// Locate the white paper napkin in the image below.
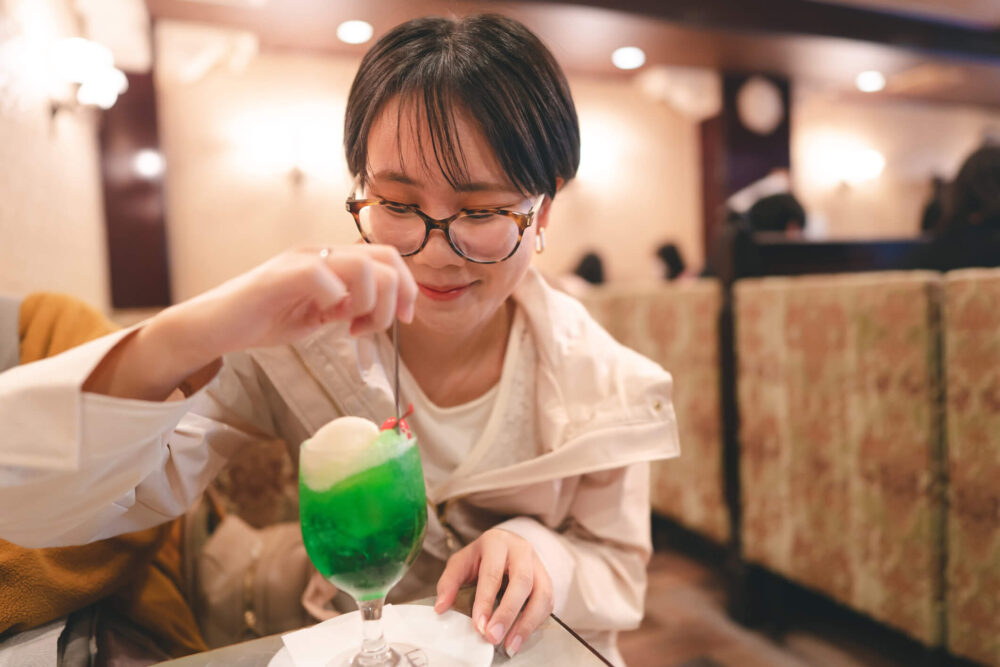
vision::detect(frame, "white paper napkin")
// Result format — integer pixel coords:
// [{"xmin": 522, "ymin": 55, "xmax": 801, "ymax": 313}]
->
[{"xmin": 280, "ymin": 604, "xmax": 494, "ymax": 667}]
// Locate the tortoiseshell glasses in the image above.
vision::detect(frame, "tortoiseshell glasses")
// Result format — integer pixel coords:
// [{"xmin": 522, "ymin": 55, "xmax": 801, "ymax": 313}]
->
[{"xmin": 346, "ymin": 180, "xmax": 544, "ymax": 264}]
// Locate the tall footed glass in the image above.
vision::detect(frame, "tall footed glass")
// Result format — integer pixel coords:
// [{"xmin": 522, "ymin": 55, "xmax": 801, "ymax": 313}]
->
[{"xmin": 299, "ymin": 419, "xmax": 428, "ymax": 666}]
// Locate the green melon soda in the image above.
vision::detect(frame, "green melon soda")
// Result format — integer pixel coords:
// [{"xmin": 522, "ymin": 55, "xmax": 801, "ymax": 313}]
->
[{"xmin": 299, "ymin": 415, "xmax": 427, "ymax": 602}]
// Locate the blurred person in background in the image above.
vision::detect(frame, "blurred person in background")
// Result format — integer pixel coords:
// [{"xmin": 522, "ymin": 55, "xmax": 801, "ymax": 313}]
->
[
  {"xmin": 572, "ymin": 251, "xmax": 606, "ymax": 285},
  {"xmin": 0, "ymin": 293, "xmax": 205, "ymax": 663},
  {"xmin": 907, "ymin": 143, "xmax": 1000, "ymax": 271},
  {"xmin": 0, "ymin": 14, "xmax": 679, "ymax": 665},
  {"xmin": 552, "ymin": 250, "xmax": 606, "ymax": 298},
  {"xmin": 655, "ymin": 242, "xmax": 687, "ymax": 281},
  {"xmin": 919, "ymin": 175, "xmax": 947, "ymax": 235},
  {"xmin": 701, "ymin": 192, "xmax": 808, "ymax": 281},
  {"xmin": 745, "ymin": 192, "xmax": 807, "ymax": 238}
]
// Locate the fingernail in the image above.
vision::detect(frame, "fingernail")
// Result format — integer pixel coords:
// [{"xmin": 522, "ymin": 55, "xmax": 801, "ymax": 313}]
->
[
  {"xmin": 488, "ymin": 623, "xmax": 505, "ymax": 644},
  {"xmin": 476, "ymin": 615, "xmax": 487, "ymax": 635},
  {"xmin": 507, "ymin": 634, "xmax": 522, "ymax": 657}
]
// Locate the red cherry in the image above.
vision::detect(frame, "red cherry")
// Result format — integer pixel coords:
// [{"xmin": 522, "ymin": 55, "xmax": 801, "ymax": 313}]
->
[{"xmin": 380, "ymin": 404, "xmax": 415, "ymax": 437}]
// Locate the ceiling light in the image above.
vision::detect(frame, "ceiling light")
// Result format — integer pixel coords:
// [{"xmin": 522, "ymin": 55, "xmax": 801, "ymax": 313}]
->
[
  {"xmin": 337, "ymin": 20, "xmax": 373, "ymax": 45},
  {"xmin": 855, "ymin": 70, "xmax": 886, "ymax": 93},
  {"xmin": 612, "ymin": 46, "xmax": 645, "ymax": 71}
]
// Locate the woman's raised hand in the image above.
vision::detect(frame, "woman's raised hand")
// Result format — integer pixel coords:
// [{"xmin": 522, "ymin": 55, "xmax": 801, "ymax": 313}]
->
[
  {"xmin": 84, "ymin": 245, "xmax": 417, "ymax": 401},
  {"xmin": 176, "ymin": 245, "xmax": 416, "ymax": 352}
]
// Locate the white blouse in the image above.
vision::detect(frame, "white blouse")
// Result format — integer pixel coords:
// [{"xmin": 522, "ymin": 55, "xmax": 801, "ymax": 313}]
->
[{"xmin": 385, "ymin": 308, "xmax": 538, "ymax": 502}]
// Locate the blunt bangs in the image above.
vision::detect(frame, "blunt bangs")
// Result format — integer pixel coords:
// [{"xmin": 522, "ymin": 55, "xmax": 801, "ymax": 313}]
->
[{"xmin": 344, "ymin": 14, "xmax": 580, "ymax": 198}]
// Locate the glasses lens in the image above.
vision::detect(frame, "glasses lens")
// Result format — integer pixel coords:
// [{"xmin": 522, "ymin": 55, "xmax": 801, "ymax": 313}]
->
[
  {"xmin": 358, "ymin": 204, "xmax": 426, "ymax": 254},
  {"xmin": 450, "ymin": 214, "xmax": 520, "ymax": 262}
]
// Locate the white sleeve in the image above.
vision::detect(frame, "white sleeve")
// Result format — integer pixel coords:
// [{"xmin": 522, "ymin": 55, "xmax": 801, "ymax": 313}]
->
[{"xmin": 0, "ymin": 329, "xmax": 272, "ymax": 548}]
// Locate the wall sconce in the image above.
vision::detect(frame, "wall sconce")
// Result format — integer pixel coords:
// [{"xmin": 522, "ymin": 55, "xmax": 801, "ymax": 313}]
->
[
  {"xmin": 801, "ymin": 130, "xmax": 886, "ymax": 188},
  {"xmin": 49, "ymin": 37, "xmax": 128, "ymax": 116}
]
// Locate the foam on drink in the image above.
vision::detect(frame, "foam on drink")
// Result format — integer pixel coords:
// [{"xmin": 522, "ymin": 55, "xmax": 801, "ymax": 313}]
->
[{"xmin": 300, "ymin": 416, "xmax": 413, "ymax": 491}]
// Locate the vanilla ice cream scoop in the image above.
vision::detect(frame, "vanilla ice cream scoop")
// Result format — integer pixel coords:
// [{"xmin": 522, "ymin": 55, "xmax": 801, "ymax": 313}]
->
[{"xmin": 300, "ymin": 416, "xmax": 415, "ymax": 491}]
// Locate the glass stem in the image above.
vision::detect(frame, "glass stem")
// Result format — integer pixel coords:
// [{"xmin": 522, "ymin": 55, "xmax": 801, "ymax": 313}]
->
[{"xmin": 356, "ymin": 598, "xmax": 393, "ymax": 665}]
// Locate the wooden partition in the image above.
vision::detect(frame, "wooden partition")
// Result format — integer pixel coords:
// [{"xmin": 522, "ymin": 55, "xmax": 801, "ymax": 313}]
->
[{"xmin": 582, "ymin": 280, "xmax": 729, "ymax": 544}]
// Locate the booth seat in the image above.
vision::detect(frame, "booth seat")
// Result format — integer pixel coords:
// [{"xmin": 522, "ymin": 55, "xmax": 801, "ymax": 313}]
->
[
  {"xmin": 942, "ymin": 269, "xmax": 1000, "ymax": 666},
  {"xmin": 734, "ymin": 272, "xmax": 945, "ymax": 646},
  {"xmin": 581, "ymin": 280, "xmax": 730, "ymax": 544}
]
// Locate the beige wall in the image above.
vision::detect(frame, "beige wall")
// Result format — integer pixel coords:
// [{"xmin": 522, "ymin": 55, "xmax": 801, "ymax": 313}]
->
[
  {"xmin": 155, "ymin": 24, "xmax": 703, "ymax": 301},
  {"xmin": 7, "ymin": 13, "xmax": 1000, "ymax": 311},
  {"xmin": 0, "ymin": 0, "xmax": 110, "ymax": 311},
  {"xmin": 547, "ymin": 78, "xmax": 702, "ymax": 284},
  {"xmin": 792, "ymin": 85, "xmax": 1000, "ymax": 239}
]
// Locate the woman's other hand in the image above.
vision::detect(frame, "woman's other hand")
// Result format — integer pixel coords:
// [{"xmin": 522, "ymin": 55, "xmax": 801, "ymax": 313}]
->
[
  {"xmin": 84, "ymin": 245, "xmax": 417, "ymax": 401},
  {"xmin": 434, "ymin": 528, "xmax": 554, "ymax": 657}
]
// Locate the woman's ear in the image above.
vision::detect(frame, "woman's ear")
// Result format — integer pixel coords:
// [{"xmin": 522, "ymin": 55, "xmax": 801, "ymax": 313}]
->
[{"xmin": 537, "ymin": 177, "xmax": 565, "ymax": 230}]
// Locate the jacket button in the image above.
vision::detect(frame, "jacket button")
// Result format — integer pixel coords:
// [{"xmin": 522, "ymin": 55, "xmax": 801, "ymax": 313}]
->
[{"xmin": 653, "ymin": 400, "xmax": 662, "ymax": 411}]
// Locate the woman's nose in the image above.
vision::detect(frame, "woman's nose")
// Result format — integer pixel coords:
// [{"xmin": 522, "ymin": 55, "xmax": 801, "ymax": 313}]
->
[{"xmin": 413, "ymin": 229, "xmax": 463, "ymax": 268}]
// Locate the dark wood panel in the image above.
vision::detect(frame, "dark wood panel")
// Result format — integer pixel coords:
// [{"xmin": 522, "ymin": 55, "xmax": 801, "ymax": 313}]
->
[
  {"xmin": 540, "ymin": 0, "xmax": 1000, "ymax": 62},
  {"xmin": 99, "ymin": 71, "xmax": 172, "ymax": 308},
  {"xmin": 750, "ymin": 237, "xmax": 928, "ymax": 275}
]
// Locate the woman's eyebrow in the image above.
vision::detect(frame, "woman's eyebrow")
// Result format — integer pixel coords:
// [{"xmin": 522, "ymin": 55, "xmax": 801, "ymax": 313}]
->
[
  {"xmin": 371, "ymin": 170, "xmax": 418, "ymax": 186},
  {"xmin": 370, "ymin": 170, "xmax": 515, "ymax": 195}
]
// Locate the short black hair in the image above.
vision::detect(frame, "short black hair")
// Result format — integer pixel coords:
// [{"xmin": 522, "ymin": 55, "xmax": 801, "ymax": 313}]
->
[
  {"xmin": 573, "ymin": 252, "xmax": 604, "ymax": 285},
  {"xmin": 746, "ymin": 193, "xmax": 806, "ymax": 233},
  {"xmin": 951, "ymin": 144, "xmax": 1000, "ymax": 228},
  {"xmin": 656, "ymin": 243, "xmax": 686, "ymax": 280},
  {"xmin": 344, "ymin": 14, "xmax": 580, "ymax": 198}
]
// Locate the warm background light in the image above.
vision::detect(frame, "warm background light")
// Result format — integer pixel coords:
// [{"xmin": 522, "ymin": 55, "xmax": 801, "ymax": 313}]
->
[
  {"xmin": 336, "ymin": 20, "xmax": 374, "ymax": 45},
  {"xmin": 856, "ymin": 70, "xmax": 887, "ymax": 92},
  {"xmin": 133, "ymin": 149, "xmax": 165, "ymax": 179},
  {"xmin": 799, "ymin": 129, "xmax": 885, "ymax": 187},
  {"xmin": 612, "ymin": 46, "xmax": 645, "ymax": 70},
  {"xmin": 49, "ymin": 37, "xmax": 112, "ymax": 84}
]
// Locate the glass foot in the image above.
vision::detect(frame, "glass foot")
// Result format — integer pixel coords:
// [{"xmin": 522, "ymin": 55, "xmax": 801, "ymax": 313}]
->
[{"xmin": 350, "ymin": 643, "xmax": 427, "ymax": 667}]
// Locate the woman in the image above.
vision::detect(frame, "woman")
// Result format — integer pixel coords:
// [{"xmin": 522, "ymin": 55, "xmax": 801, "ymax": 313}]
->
[{"xmin": 0, "ymin": 14, "xmax": 678, "ymax": 664}]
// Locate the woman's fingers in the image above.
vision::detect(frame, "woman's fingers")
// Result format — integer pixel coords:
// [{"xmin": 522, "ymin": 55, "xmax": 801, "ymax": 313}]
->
[
  {"xmin": 471, "ymin": 538, "xmax": 508, "ymax": 638},
  {"xmin": 504, "ymin": 555, "xmax": 554, "ymax": 656},
  {"xmin": 307, "ymin": 245, "xmax": 417, "ymax": 336},
  {"xmin": 349, "ymin": 262, "xmax": 398, "ymax": 336},
  {"xmin": 324, "ymin": 250, "xmax": 376, "ymax": 319},
  {"xmin": 433, "ymin": 529, "xmax": 554, "ymax": 655},
  {"xmin": 484, "ymin": 539, "xmax": 534, "ymax": 646},
  {"xmin": 434, "ymin": 546, "xmax": 479, "ymax": 614},
  {"xmin": 320, "ymin": 245, "xmax": 416, "ymax": 331},
  {"xmin": 371, "ymin": 245, "xmax": 418, "ymax": 323}
]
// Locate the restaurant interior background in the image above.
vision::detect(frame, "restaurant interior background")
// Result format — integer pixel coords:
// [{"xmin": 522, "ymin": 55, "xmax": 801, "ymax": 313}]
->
[
  {"xmin": 1, "ymin": 0, "xmax": 999, "ymax": 666},
  {"xmin": 2, "ymin": 0, "xmax": 999, "ymax": 311}
]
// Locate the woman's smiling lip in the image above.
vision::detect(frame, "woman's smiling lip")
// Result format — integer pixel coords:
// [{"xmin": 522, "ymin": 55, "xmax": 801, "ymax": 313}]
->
[{"xmin": 417, "ymin": 282, "xmax": 474, "ymax": 301}]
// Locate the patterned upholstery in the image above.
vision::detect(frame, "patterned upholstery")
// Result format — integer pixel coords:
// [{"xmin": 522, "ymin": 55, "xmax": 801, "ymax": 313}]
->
[
  {"xmin": 942, "ymin": 269, "xmax": 1000, "ymax": 666},
  {"xmin": 735, "ymin": 272, "xmax": 945, "ymax": 646},
  {"xmin": 211, "ymin": 439, "xmax": 298, "ymax": 529},
  {"xmin": 581, "ymin": 280, "xmax": 729, "ymax": 543}
]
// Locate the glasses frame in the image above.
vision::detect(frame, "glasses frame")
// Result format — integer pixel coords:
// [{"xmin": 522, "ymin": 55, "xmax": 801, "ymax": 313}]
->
[{"xmin": 345, "ymin": 180, "xmax": 545, "ymax": 264}]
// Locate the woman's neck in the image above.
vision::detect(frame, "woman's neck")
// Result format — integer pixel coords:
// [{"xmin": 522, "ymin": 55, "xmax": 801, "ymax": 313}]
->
[{"xmin": 398, "ymin": 300, "xmax": 514, "ymax": 407}]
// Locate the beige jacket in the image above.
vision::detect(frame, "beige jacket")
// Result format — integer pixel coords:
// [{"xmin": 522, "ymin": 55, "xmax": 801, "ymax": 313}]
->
[{"xmin": 0, "ymin": 268, "xmax": 679, "ymax": 653}]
